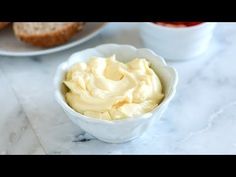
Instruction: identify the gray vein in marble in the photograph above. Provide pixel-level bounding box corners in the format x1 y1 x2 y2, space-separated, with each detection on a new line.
0 67 45 154
31 56 42 63
174 101 236 154
73 132 95 143
1 66 47 153
179 101 236 144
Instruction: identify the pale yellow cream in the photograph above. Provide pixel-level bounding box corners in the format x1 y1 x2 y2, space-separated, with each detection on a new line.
64 55 164 120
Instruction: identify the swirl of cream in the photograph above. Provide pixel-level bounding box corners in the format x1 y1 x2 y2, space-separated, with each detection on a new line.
64 55 164 120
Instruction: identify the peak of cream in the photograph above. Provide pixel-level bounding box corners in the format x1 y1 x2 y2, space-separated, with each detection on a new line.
64 55 164 120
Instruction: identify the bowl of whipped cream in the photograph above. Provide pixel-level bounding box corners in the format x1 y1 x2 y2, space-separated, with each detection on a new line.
54 44 178 143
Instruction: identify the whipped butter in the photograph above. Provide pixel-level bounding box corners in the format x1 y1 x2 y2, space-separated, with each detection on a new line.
64 55 164 120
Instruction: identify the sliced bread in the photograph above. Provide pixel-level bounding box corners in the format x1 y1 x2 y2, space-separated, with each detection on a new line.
13 22 84 47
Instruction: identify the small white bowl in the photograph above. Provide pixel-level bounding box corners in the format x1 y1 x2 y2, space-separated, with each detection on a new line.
140 22 217 61
54 44 178 143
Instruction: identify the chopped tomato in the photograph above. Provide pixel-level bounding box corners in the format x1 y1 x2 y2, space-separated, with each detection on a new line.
154 22 202 27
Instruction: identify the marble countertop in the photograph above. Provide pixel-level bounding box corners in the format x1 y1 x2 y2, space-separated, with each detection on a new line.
1 22 236 154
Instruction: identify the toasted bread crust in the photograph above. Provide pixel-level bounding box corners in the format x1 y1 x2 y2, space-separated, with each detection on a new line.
0 22 10 30
13 22 84 47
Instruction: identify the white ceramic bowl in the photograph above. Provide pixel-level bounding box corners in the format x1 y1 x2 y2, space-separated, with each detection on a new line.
54 44 178 143
140 22 217 61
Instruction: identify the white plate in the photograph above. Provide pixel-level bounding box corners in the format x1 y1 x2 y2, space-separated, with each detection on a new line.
0 22 107 57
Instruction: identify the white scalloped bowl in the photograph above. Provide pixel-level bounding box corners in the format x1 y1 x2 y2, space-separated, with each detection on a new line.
54 44 178 143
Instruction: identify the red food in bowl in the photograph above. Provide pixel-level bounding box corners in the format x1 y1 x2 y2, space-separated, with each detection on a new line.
154 22 202 28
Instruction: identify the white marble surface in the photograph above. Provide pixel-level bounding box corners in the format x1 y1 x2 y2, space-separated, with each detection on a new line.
0 22 236 154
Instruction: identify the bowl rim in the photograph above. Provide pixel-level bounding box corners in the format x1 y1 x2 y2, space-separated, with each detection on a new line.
54 43 178 125
144 22 217 31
